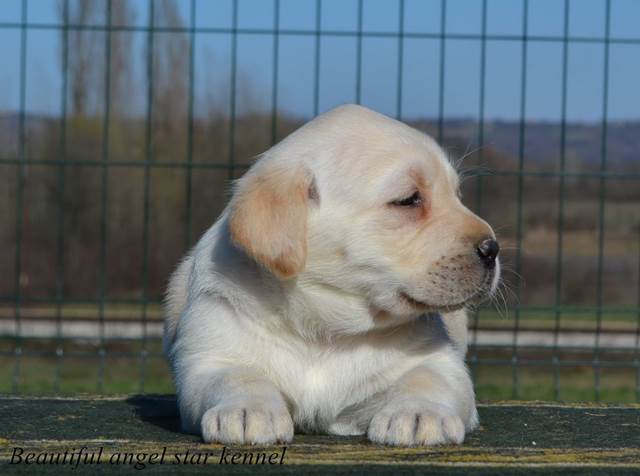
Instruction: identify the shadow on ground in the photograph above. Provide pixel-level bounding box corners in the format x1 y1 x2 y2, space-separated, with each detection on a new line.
126 395 182 435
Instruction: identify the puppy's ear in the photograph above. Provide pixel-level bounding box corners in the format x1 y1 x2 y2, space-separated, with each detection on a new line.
228 159 312 279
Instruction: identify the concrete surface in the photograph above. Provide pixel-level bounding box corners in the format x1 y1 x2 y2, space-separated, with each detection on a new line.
1 395 640 474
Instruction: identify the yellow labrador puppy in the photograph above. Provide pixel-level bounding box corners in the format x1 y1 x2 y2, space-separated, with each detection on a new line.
164 104 500 446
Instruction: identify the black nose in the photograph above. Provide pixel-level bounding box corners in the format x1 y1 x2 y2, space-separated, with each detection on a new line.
477 238 500 269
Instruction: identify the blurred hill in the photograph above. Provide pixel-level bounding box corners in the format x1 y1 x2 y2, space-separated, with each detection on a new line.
0 0 639 313
4 113 640 166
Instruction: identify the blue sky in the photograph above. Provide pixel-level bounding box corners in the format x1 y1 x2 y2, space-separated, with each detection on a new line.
1 0 639 121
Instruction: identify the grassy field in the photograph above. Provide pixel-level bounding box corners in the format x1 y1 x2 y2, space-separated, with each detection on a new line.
1 336 638 403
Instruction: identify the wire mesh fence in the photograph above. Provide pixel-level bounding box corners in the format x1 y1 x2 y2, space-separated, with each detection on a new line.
0 0 639 401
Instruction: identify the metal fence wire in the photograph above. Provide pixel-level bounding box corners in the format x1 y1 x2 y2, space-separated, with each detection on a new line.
1 0 639 402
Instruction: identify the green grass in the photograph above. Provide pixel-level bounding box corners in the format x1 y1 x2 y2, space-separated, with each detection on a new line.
0 354 175 394
0 303 163 320
474 307 640 327
0 338 174 395
473 364 639 403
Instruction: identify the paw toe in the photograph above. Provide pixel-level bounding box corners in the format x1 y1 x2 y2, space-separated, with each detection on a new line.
415 414 446 445
200 403 293 444
442 415 465 444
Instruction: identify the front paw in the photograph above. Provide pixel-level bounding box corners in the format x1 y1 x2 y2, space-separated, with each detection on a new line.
201 400 294 444
368 401 465 446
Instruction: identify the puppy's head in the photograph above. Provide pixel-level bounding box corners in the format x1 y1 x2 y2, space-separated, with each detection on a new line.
229 104 500 321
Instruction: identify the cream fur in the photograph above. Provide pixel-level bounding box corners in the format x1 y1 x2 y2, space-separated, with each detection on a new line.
164 104 500 446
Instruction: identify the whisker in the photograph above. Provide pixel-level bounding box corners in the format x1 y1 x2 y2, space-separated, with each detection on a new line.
490 286 509 319
500 281 520 304
501 281 520 304
500 267 525 284
498 285 512 318
453 143 489 172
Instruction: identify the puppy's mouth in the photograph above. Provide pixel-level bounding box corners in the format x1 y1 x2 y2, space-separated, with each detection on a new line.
398 271 496 312
398 292 468 312
399 292 431 308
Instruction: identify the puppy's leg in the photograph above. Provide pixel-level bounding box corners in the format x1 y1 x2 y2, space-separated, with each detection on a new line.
177 366 294 444
367 350 477 446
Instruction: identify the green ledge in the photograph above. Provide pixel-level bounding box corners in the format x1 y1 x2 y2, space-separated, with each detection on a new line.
1 396 639 475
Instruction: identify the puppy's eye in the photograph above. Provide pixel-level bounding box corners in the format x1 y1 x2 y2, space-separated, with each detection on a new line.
391 191 422 207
